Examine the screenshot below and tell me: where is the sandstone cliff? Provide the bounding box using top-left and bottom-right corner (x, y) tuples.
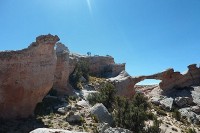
(0, 34), (59, 119)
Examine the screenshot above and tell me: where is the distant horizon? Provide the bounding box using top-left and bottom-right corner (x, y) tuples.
(1, 0), (200, 84)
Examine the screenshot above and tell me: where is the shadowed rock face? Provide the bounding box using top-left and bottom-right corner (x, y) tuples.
(0, 34), (59, 119)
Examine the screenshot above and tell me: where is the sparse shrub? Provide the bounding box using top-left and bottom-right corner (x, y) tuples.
(172, 109), (181, 121)
(69, 60), (89, 90)
(186, 128), (196, 133)
(113, 93), (156, 132)
(145, 119), (161, 133)
(156, 108), (167, 116)
(68, 95), (77, 101)
(146, 112), (156, 120)
(91, 114), (99, 123)
(87, 82), (116, 111)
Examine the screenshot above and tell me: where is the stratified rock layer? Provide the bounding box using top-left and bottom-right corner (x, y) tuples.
(0, 34), (59, 119)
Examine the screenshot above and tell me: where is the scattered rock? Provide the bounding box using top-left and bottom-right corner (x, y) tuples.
(191, 106), (200, 113)
(76, 100), (90, 108)
(57, 107), (68, 115)
(159, 97), (174, 110)
(66, 114), (83, 124)
(179, 108), (199, 124)
(174, 97), (193, 107)
(30, 128), (87, 133)
(97, 123), (110, 133)
(90, 103), (114, 126)
(104, 127), (132, 133)
(150, 97), (161, 105)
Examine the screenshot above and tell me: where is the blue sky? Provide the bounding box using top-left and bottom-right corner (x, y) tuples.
(0, 0), (200, 84)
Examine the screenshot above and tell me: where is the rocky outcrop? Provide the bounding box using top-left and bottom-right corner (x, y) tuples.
(116, 64), (200, 93)
(90, 103), (114, 126)
(108, 71), (136, 97)
(0, 34), (59, 119)
(70, 53), (125, 78)
(53, 43), (72, 95)
(53, 51), (125, 95)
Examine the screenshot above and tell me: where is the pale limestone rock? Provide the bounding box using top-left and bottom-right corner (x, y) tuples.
(30, 128), (87, 133)
(90, 103), (114, 126)
(0, 34), (59, 119)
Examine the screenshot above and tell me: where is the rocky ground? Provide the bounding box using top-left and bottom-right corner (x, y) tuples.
(1, 76), (200, 133)
(138, 85), (200, 133)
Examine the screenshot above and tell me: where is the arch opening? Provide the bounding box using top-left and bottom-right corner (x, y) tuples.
(135, 79), (161, 93)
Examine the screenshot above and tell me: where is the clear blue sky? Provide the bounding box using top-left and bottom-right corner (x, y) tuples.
(1, 0), (200, 84)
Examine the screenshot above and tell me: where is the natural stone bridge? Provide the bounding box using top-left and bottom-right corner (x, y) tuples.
(109, 64), (200, 97)
(133, 64), (200, 91)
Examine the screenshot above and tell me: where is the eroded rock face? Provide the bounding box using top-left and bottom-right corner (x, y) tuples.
(109, 71), (136, 97)
(130, 64), (200, 92)
(53, 43), (72, 95)
(69, 54), (125, 78)
(0, 34), (59, 119)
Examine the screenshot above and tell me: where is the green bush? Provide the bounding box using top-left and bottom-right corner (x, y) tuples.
(186, 128), (196, 133)
(69, 60), (89, 89)
(113, 94), (146, 132)
(172, 109), (181, 121)
(156, 108), (167, 116)
(87, 82), (116, 111)
(87, 82), (160, 133)
(145, 119), (161, 133)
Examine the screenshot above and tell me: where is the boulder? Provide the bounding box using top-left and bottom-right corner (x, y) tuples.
(104, 127), (132, 133)
(108, 71), (135, 97)
(66, 114), (83, 123)
(191, 106), (200, 113)
(90, 103), (114, 126)
(0, 34), (59, 119)
(159, 97), (174, 110)
(30, 128), (87, 133)
(97, 123), (132, 133)
(57, 107), (68, 115)
(174, 97), (193, 107)
(179, 108), (199, 124)
(150, 97), (161, 105)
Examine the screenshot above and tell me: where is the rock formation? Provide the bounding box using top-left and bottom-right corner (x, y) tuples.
(0, 34), (59, 119)
(132, 64), (200, 92)
(69, 53), (125, 78)
(109, 71), (136, 97)
(53, 51), (125, 95)
(53, 43), (73, 95)
(109, 64), (200, 97)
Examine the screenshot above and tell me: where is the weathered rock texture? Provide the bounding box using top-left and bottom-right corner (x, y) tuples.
(132, 64), (200, 91)
(109, 71), (136, 97)
(70, 54), (125, 77)
(109, 64), (200, 97)
(0, 34), (59, 119)
(53, 43), (72, 95)
(53, 52), (125, 95)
